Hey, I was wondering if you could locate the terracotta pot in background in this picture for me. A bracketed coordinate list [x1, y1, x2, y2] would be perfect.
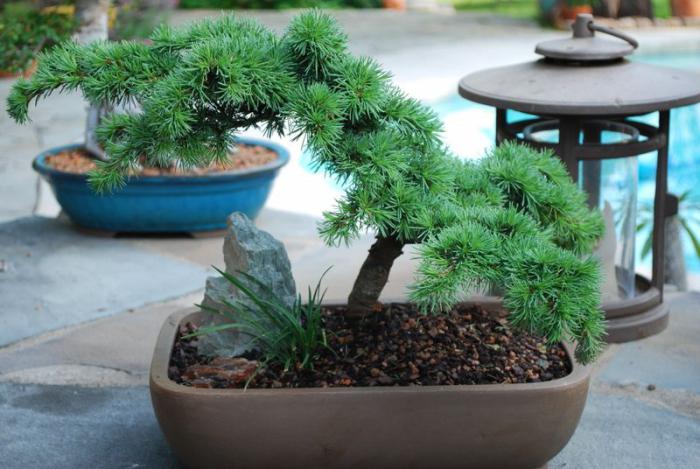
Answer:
[672, 0, 700, 16]
[560, 4, 593, 20]
[383, 0, 407, 10]
[0, 60, 38, 80]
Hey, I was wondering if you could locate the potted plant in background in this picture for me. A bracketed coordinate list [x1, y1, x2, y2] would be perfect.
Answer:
[0, 2, 76, 79]
[8, 10, 606, 468]
[559, 0, 593, 21]
[672, 0, 700, 17]
[6, 6, 289, 235]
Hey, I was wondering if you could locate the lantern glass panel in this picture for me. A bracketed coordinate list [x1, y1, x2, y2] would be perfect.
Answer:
[580, 156, 638, 301]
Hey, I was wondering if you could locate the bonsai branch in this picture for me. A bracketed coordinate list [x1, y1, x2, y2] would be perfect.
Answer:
[346, 235, 404, 318]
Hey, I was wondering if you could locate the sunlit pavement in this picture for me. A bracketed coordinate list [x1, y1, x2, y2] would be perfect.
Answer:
[1, 10, 699, 469]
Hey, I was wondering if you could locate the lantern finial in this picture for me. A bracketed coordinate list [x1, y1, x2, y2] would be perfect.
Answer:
[535, 14, 638, 62]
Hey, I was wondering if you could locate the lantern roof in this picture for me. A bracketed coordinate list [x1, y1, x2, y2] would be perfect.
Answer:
[458, 15, 700, 117]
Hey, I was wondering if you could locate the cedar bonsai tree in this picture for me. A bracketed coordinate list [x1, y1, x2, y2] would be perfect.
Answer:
[6, 11, 605, 363]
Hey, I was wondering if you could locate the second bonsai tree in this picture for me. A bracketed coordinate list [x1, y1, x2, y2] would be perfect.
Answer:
[8, 10, 605, 364]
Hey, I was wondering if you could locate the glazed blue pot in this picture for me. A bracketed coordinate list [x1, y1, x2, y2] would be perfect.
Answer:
[33, 137, 289, 234]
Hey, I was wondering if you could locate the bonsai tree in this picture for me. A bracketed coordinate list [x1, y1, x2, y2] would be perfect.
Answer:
[281, 12, 605, 362]
[7, 10, 605, 363]
[8, 14, 293, 189]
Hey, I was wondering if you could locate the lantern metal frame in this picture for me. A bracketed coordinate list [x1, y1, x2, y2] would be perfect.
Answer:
[494, 109, 669, 342]
[458, 15, 700, 342]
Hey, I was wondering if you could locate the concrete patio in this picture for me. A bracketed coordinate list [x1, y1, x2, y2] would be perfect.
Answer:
[1, 9, 699, 469]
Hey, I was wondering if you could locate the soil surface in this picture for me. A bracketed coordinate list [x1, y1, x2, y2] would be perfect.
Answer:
[44, 144, 278, 176]
[169, 304, 571, 389]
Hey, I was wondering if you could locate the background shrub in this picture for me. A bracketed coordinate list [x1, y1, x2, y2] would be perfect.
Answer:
[178, 0, 381, 10]
[0, 2, 76, 73]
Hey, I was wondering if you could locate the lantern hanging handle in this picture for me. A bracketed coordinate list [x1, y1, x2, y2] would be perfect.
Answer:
[588, 21, 639, 49]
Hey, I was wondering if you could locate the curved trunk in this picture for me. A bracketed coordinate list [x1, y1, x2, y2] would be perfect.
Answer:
[346, 235, 404, 318]
[74, 0, 111, 161]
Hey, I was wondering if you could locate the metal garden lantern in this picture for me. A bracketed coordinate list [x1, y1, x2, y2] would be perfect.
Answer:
[458, 14, 700, 342]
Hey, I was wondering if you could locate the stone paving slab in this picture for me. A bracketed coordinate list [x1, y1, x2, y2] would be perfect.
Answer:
[0, 216, 208, 346]
[598, 292, 700, 394]
[0, 383, 180, 469]
[0, 293, 200, 385]
[0, 80, 84, 223]
[552, 392, 700, 468]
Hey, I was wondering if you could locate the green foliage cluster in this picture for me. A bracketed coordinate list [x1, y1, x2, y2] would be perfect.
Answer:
[282, 12, 604, 362]
[194, 268, 329, 372]
[9, 15, 294, 189]
[0, 2, 76, 73]
[284, 11, 447, 247]
[7, 10, 606, 363]
[410, 144, 605, 360]
[178, 0, 380, 10]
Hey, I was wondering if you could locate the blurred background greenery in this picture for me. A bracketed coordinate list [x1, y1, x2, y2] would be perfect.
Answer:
[177, 0, 381, 8]
[0, 0, 683, 75]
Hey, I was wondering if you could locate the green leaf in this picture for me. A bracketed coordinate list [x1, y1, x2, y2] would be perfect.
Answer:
[680, 218, 700, 259]
[641, 230, 654, 260]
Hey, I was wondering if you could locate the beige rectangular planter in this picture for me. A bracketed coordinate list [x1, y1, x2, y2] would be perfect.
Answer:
[150, 308, 590, 469]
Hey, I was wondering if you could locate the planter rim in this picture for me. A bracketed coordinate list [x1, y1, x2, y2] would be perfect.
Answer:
[32, 136, 290, 185]
[150, 302, 591, 397]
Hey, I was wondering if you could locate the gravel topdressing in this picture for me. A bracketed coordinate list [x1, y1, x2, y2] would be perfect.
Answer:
[44, 144, 278, 176]
[169, 303, 571, 389]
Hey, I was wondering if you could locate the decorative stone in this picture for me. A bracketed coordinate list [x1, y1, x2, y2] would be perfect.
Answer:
[182, 357, 258, 386]
[198, 212, 296, 357]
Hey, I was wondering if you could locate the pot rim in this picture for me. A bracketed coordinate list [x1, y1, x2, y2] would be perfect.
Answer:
[150, 300, 591, 397]
[32, 136, 290, 184]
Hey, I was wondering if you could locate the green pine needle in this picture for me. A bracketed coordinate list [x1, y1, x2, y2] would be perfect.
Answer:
[6, 10, 606, 363]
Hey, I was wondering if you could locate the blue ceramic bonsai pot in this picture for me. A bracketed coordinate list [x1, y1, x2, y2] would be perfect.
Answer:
[33, 137, 289, 234]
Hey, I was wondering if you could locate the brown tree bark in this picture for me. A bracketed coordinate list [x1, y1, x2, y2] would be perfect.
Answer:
[74, 0, 111, 161]
[346, 235, 404, 318]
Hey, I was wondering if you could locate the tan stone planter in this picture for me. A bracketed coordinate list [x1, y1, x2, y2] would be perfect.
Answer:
[150, 308, 591, 469]
[672, 0, 700, 17]
[560, 5, 593, 21]
[0, 60, 37, 80]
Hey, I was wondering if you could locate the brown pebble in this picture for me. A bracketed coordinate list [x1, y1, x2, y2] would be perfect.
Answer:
[377, 376, 394, 385]
[170, 304, 571, 389]
[45, 145, 277, 175]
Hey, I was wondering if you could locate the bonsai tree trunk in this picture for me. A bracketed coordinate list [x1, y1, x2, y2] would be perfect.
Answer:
[346, 235, 404, 318]
[74, 0, 111, 160]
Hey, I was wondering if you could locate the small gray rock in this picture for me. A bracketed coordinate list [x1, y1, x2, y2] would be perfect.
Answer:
[198, 213, 296, 357]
